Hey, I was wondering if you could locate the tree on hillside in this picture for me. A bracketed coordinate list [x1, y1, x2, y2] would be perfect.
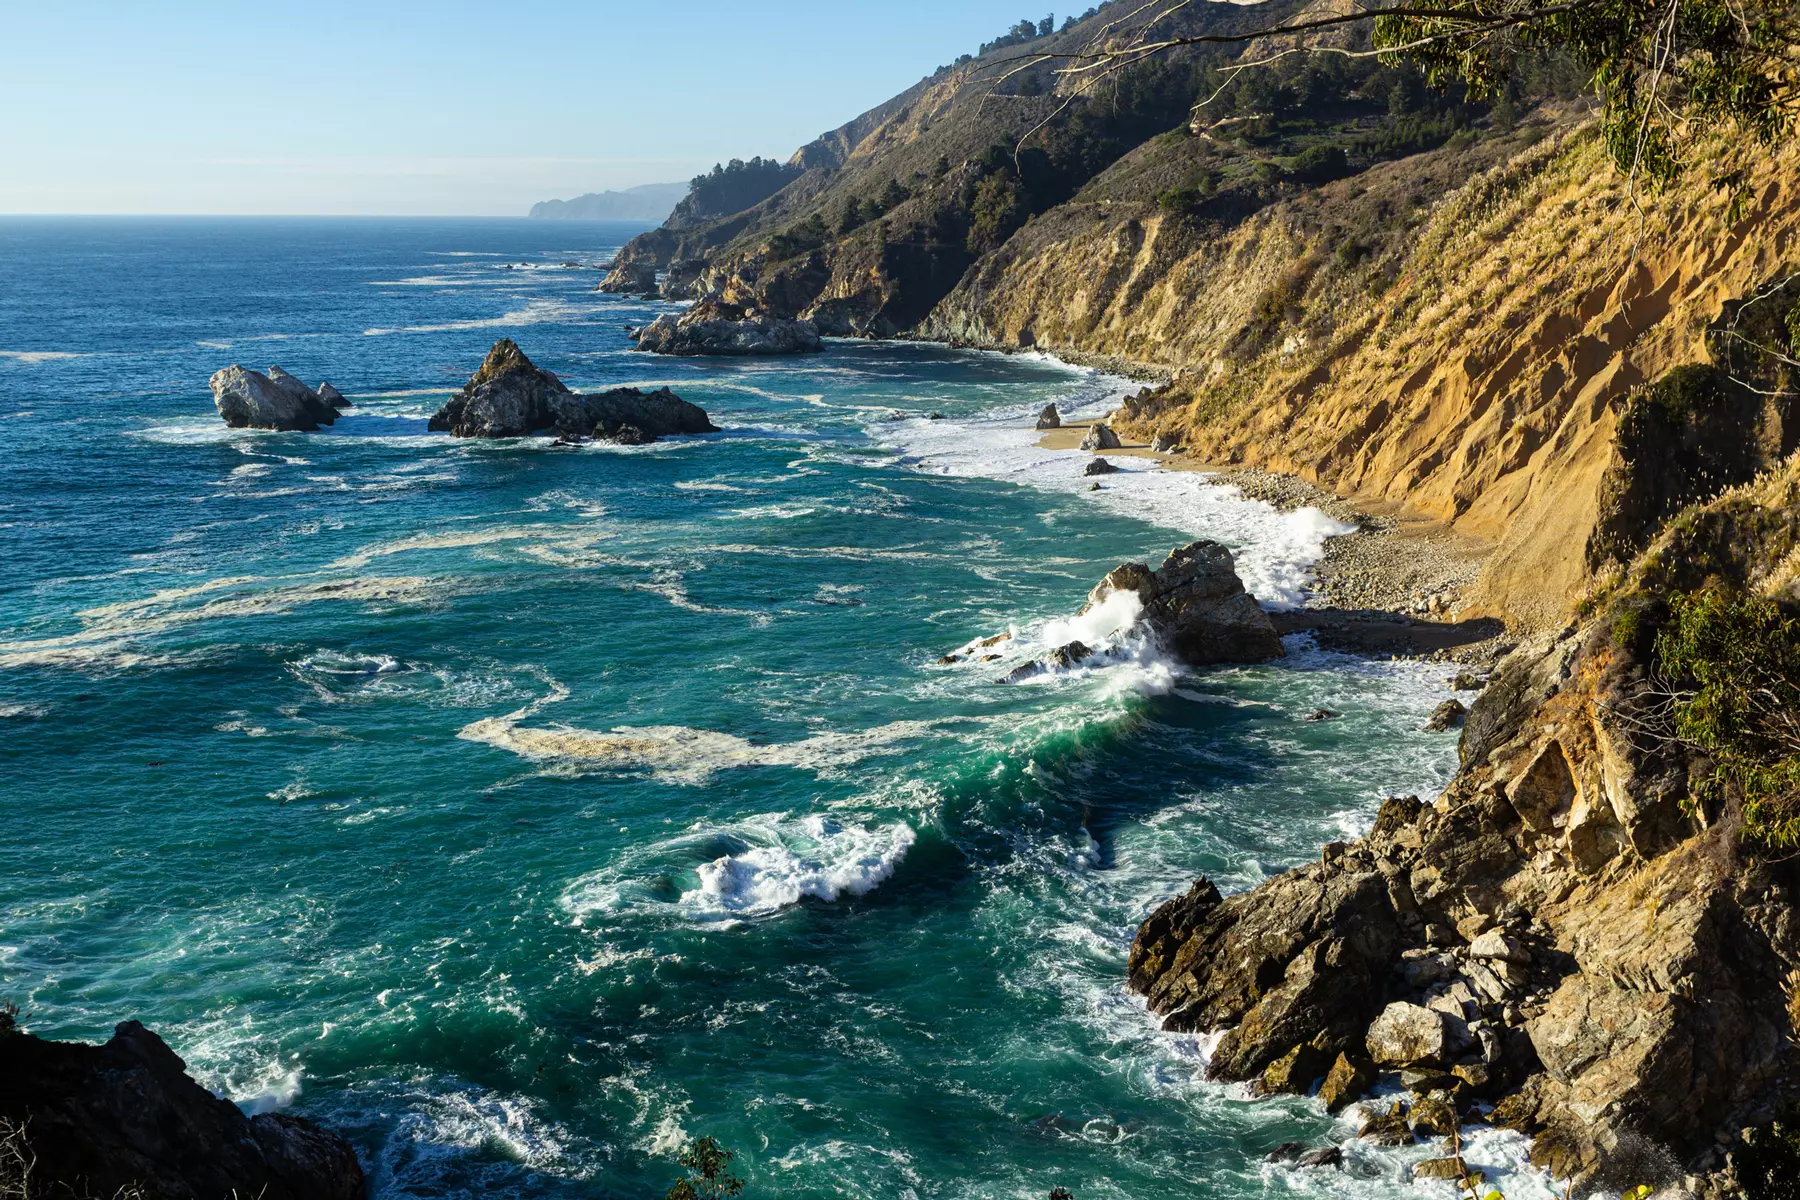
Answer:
[979, 0, 1798, 184]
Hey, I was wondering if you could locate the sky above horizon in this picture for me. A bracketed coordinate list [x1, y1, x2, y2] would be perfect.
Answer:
[0, 1, 1062, 216]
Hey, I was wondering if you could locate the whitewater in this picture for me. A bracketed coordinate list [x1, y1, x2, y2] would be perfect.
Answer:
[0, 217, 1554, 1199]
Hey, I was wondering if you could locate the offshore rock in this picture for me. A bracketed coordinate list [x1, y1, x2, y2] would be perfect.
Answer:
[0, 1020, 363, 1200]
[316, 381, 351, 411]
[1002, 640, 1093, 683]
[1080, 423, 1122, 451]
[1087, 540, 1283, 665]
[1084, 458, 1118, 476]
[428, 339, 717, 440]
[1036, 403, 1061, 430]
[210, 365, 342, 431]
[634, 299, 822, 356]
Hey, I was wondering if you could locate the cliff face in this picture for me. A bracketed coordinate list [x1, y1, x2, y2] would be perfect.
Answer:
[928, 126, 1800, 630]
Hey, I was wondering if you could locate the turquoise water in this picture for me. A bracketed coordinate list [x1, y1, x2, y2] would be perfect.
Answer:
[0, 218, 1525, 1199]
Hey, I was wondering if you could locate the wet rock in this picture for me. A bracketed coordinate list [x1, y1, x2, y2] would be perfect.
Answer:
[927, 411, 945, 420]
[1257, 1040, 1333, 1095]
[1086, 541, 1284, 666]
[1296, 1147, 1343, 1168]
[316, 381, 351, 411]
[210, 364, 342, 431]
[1266, 1141, 1308, 1163]
[1002, 640, 1093, 683]
[1452, 670, 1485, 691]
[1037, 403, 1061, 430]
[1080, 423, 1123, 451]
[1084, 458, 1119, 476]
[634, 299, 822, 356]
[427, 340, 717, 440]
[1305, 709, 1337, 721]
[938, 632, 1012, 665]
[1425, 699, 1468, 731]
[1408, 1092, 1461, 1136]
[1367, 1002, 1451, 1068]
[1127, 876, 1222, 994]
[1318, 1052, 1377, 1112]
[1414, 1157, 1467, 1180]
[0, 1020, 363, 1200]
[1358, 1102, 1415, 1145]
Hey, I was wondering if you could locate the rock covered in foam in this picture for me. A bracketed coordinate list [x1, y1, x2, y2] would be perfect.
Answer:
[1086, 540, 1283, 665]
[0, 1019, 363, 1200]
[428, 339, 718, 440]
[210, 364, 343, 431]
[633, 299, 822, 357]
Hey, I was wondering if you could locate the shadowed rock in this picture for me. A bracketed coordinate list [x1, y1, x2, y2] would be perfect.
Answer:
[1036, 403, 1061, 430]
[0, 1019, 363, 1200]
[1080, 423, 1122, 451]
[428, 339, 718, 440]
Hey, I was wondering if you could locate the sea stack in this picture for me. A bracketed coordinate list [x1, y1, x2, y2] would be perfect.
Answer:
[1086, 540, 1283, 664]
[209, 365, 347, 431]
[428, 338, 719, 440]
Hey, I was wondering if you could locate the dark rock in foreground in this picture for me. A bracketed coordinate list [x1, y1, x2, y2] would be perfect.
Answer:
[428, 339, 717, 440]
[0, 1019, 363, 1200]
[1084, 458, 1118, 476]
[210, 365, 349, 431]
[633, 299, 822, 356]
[1088, 541, 1284, 664]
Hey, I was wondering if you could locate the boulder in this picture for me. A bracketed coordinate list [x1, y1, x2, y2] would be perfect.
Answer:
[1425, 698, 1469, 732]
[1086, 541, 1284, 665]
[1414, 1157, 1467, 1180]
[1036, 403, 1061, 430]
[1407, 1092, 1461, 1136]
[1084, 458, 1118, 476]
[1296, 1146, 1343, 1168]
[316, 381, 351, 411]
[1317, 1052, 1377, 1112]
[209, 365, 341, 431]
[1468, 929, 1531, 964]
[1257, 1040, 1333, 1095]
[1080, 423, 1122, 451]
[427, 339, 718, 440]
[1002, 640, 1093, 683]
[634, 299, 822, 356]
[1367, 1002, 1450, 1068]
[0, 1020, 363, 1200]
[1358, 1102, 1414, 1145]
[1151, 434, 1180, 453]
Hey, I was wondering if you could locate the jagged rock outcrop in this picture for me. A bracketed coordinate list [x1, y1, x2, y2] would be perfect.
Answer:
[427, 339, 717, 440]
[0, 1019, 363, 1200]
[598, 258, 656, 293]
[1128, 525, 1800, 1191]
[1036, 404, 1061, 430]
[1087, 541, 1284, 664]
[633, 300, 822, 356]
[209, 365, 348, 431]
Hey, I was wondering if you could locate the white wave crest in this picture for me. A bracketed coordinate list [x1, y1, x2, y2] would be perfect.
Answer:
[562, 812, 918, 923]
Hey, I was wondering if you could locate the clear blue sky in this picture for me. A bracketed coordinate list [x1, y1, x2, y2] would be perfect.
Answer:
[0, 0, 1060, 215]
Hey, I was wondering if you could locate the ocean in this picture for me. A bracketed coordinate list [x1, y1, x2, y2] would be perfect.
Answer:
[0, 217, 1549, 1199]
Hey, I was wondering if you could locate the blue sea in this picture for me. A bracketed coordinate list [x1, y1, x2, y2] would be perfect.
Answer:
[0, 218, 1545, 1199]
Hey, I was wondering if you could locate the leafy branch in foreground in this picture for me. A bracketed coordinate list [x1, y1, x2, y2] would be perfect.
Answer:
[976, 0, 1798, 183]
[665, 1136, 745, 1200]
[1655, 586, 1800, 845]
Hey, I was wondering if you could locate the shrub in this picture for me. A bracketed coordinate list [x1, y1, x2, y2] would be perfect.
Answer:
[665, 1136, 745, 1200]
[1655, 587, 1800, 845]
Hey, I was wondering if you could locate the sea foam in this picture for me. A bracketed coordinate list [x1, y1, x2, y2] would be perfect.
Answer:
[869, 388, 1355, 608]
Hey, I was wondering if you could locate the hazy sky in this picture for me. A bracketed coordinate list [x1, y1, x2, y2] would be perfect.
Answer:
[0, 1, 1057, 215]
